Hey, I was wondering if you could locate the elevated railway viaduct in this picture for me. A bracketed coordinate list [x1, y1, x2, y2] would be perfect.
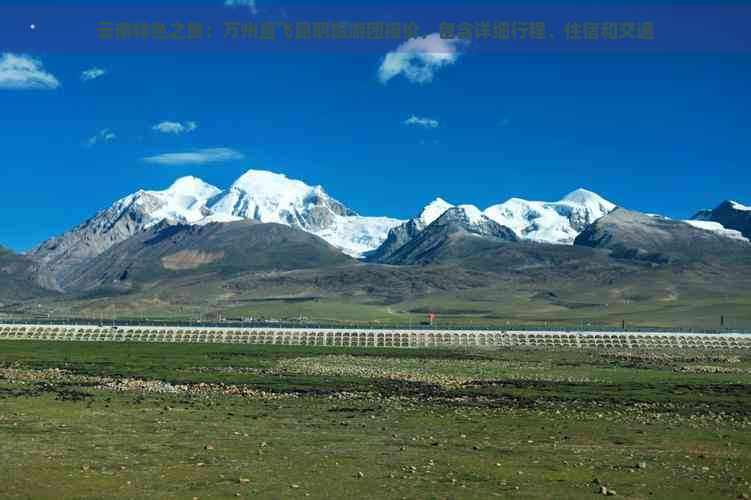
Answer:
[1, 323, 750, 349]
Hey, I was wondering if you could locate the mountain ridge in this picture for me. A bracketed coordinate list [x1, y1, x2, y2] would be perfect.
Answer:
[26, 169, 751, 293]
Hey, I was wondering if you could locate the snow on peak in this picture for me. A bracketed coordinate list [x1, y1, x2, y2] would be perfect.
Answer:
[164, 176, 222, 199]
[231, 169, 318, 196]
[138, 176, 221, 226]
[455, 204, 485, 225]
[207, 169, 401, 257]
[418, 197, 454, 226]
[483, 189, 615, 244]
[685, 220, 749, 242]
[730, 200, 751, 212]
[211, 169, 333, 223]
[560, 188, 616, 211]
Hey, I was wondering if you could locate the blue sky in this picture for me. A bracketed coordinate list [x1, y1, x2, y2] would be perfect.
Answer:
[1, 2, 750, 251]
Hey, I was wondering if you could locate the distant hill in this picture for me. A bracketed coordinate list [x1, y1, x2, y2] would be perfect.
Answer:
[0, 245, 53, 304]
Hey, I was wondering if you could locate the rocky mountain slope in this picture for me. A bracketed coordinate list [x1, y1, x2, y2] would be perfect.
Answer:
[367, 198, 453, 261]
[63, 220, 353, 292]
[380, 206, 518, 265]
[30, 176, 222, 289]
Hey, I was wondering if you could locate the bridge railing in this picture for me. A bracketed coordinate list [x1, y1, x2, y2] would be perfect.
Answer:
[0, 324, 750, 350]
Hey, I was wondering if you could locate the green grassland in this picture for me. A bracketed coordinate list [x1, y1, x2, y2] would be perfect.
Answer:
[2, 341, 751, 499]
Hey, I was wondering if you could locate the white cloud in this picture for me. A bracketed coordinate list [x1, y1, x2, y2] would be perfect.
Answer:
[404, 115, 439, 129]
[143, 148, 245, 166]
[378, 34, 466, 85]
[152, 121, 198, 134]
[81, 68, 106, 82]
[0, 53, 60, 90]
[224, 0, 258, 14]
[87, 129, 116, 147]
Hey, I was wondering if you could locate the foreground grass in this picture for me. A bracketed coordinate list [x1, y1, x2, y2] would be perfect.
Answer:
[2, 341, 751, 499]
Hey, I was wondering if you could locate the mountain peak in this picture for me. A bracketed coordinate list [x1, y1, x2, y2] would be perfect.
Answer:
[206, 169, 398, 257]
[418, 197, 454, 226]
[560, 188, 614, 209]
[482, 189, 616, 245]
[163, 176, 221, 199]
[231, 169, 321, 195]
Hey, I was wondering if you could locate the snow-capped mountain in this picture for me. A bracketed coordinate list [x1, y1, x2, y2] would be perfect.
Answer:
[32, 171, 403, 288]
[26, 168, 751, 291]
[208, 170, 356, 227]
[31, 176, 222, 289]
[483, 189, 616, 244]
[369, 188, 615, 261]
[207, 170, 403, 257]
[145, 176, 222, 225]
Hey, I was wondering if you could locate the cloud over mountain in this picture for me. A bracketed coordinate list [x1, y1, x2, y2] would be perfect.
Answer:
[143, 148, 244, 165]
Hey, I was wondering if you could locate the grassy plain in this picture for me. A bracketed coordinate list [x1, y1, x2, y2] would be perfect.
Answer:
[2, 341, 751, 499]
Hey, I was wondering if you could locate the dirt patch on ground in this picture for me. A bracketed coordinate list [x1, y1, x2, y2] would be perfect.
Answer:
[161, 250, 225, 271]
